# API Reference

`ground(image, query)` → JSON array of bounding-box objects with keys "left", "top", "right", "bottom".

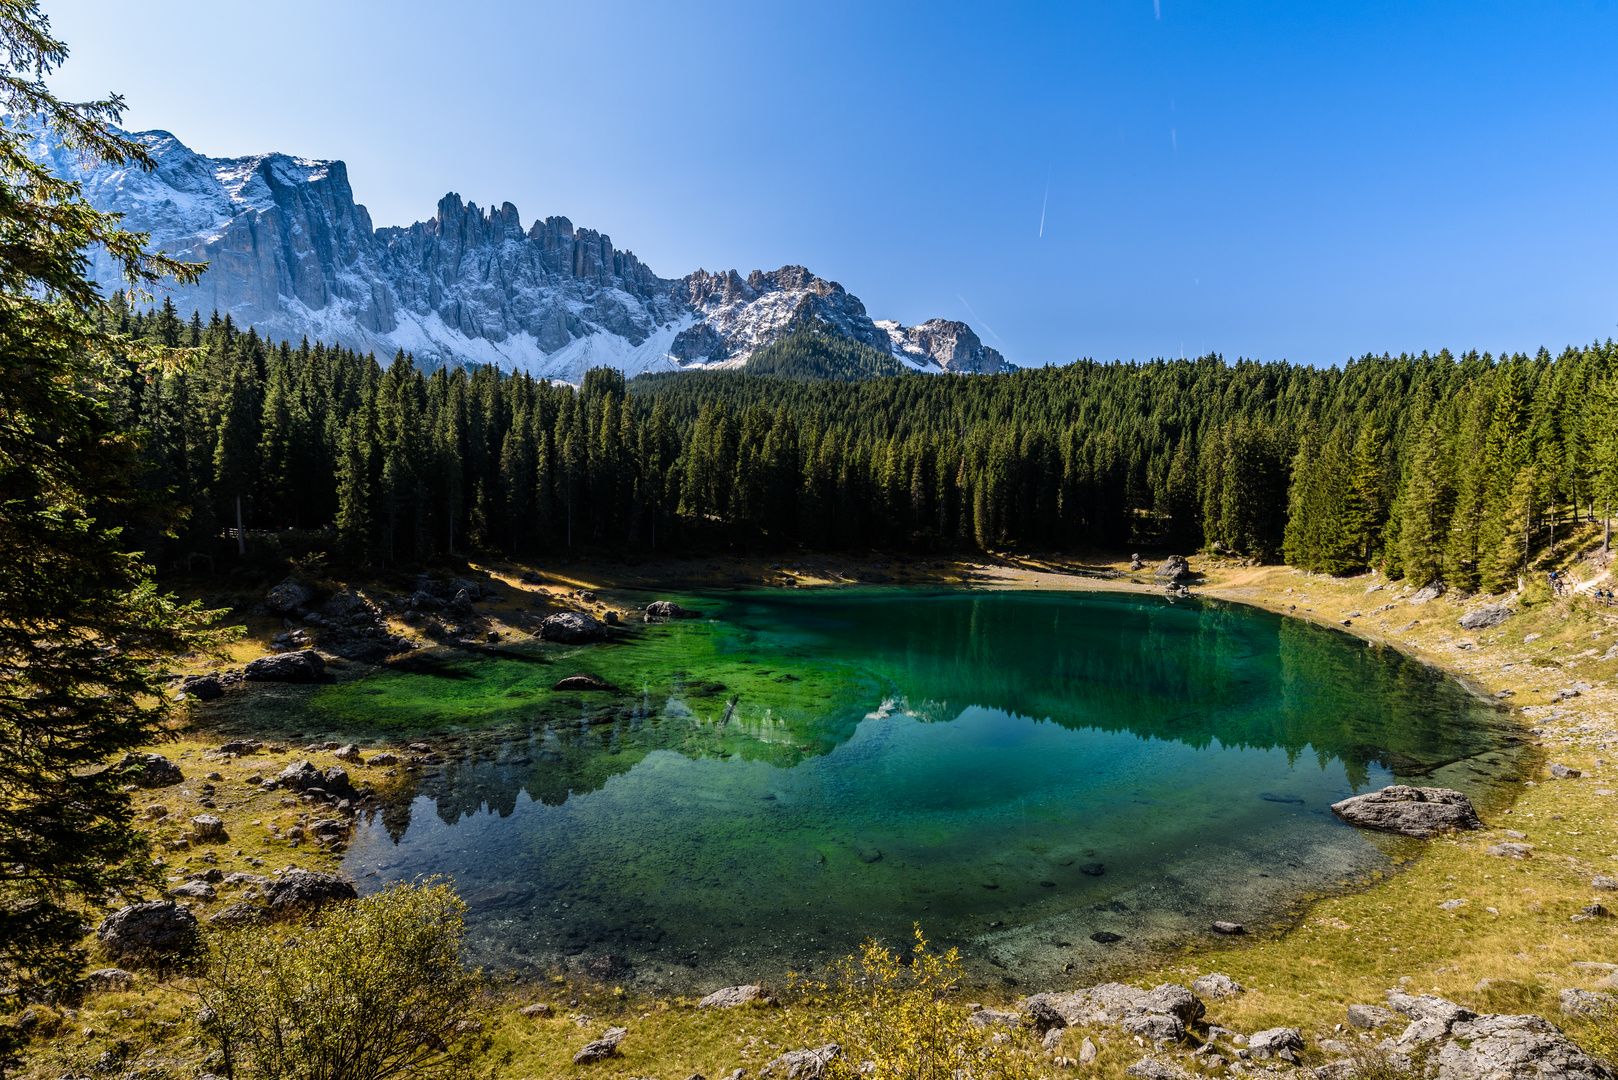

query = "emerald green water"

[{"left": 335, "top": 589, "right": 1527, "bottom": 989}]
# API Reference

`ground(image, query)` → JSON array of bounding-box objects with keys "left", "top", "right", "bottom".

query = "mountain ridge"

[{"left": 37, "top": 125, "right": 1009, "bottom": 381}]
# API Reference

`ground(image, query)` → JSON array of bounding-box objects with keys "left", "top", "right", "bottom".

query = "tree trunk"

[{"left": 235, "top": 495, "right": 245, "bottom": 555}]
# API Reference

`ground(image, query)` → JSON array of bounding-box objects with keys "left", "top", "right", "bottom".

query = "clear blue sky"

[{"left": 44, "top": 0, "right": 1618, "bottom": 368}]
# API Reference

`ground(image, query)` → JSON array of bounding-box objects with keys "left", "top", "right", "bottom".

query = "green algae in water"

[{"left": 339, "top": 590, "right": 1528, "bottom": 989}]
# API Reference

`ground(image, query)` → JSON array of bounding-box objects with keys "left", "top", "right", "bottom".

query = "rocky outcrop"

[
  {"left": 263, "top": 870, "right": 358, "bottom": 915},
  {"left": 96, "top": 901, "right": 198, "bottom": 964},
  {"left": 244, "top": 649, "right": 326, "bottom": 683},
  {"left": 265, "top": 577, "right": 314, "bottom": 614},
  {"left": 878, "top": 318, "right": 1007, "bottom": 374},
  {"left": 36, "top": 125, "right": 1008, "bottom": 381},
  {"left": 539, "top": 612, "right": 606, "bottom": 643},
  {"left": 1330, "top": 785, "right": 1484, "bottom": 838},
  {"left": 273, "top": 761, "right": 354, "bottom": 800},
  {"left": 112, "top": 752, "right": 184, "bottom": 788},
  {"left": 1459, "top": 601, "right": 1515, "bottom": 630}
]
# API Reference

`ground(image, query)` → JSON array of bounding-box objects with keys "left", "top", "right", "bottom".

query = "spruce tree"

[{"left": 0, "top": 0, "right": 230, "bottom": 1019}]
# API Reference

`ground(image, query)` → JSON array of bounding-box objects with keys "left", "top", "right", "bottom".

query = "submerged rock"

[
  {"left": 645, "top": 600, "right": 700, "bottom": 621},
  {"left": 1330, "top": 785, "right": 1483, "bottom": 838},
  {"left": 552, "top": 673, "right": 616, "bottom": 692}
]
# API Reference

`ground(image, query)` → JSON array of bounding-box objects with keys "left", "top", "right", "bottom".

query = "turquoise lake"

[{"left": 339, "top": 589, "right": 1527, "bottom": 988}]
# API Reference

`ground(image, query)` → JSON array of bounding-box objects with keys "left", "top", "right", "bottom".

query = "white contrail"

[
  {"left": 1154, "top": 0, "right": 1160, "bottom": 18},
  {"left": 957, "top": 294, "right": 1006, "bottom": 346},
  {"left": 1038, "top": 168, "right": 1050, "bottom": 238}
]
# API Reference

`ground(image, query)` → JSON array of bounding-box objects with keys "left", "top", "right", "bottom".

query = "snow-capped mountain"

[{"left": 36, "top": 125, "right": 1010, "bottom": 381}]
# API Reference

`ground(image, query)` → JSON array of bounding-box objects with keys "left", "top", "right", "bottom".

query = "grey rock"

[
  {"left": 698, "top": 984, "right": 772, "bottom": 1009},
  {"left": 1410, "top": 582, "right": 1446, "bottom": 604},
  {"left": 645, "top": 600, "right": 699, "bottom": 620},
  {"left": 1438, "top": 1013, "right": 1615, "bottom": 1080},
  {"left": 517, "top": 1002, "right": 552, "bottom": 1017},
  {"left": 1549, "top": 764, "right": 1581, "bottom": 779},
  {"left": 1593, "top": 877, "right": 1618, "bottom": 891},
  {"left": 85, "top": 968, "right": 137, "bottom": 992},
  {"left": 113, "top": 752, "right": 184, "bottom": 788},
  {"left": 539, "top": 611, "right": 606, "bottom": 643},
  {"left": 221, "top": 872, "right": 270, "bottom": 886},
  {"left": 969, "top": 1009, "right": 1022, "bottom": 1028},
  {"left": 1387, "top": 992, "right": 1475, "bottom": 1027},
  {"left": 1126, "top": 1057, "right": 1190, "bottom": 1080},
  {"left": 368, "top": 751, "right": 401, "bottom": 766},
  {"left": 1459, "top": 602, "right": 1514, "bottom": 630},
  {"left": 1330, "top": 785, "right": 1484, "bottom": 838},
  {"left": 96, "top": 901, "right": 198, "bottom": 963},
  {"left": 216, "top": 739, "right": 263, "bottom": 755},
  {"left": 1123, "top": 1013, "right": 1187, "bottom": 1043},
  {"left": 1488, "top": 843, "right": 1535, "bottom": 859},
  {"left": 333, "top": 744, "right": 363, "bottom": 764},
  {"left": 1560, "top": 989, "right": 1614, "bottom": 1017},
  {"left": 553, "top": 673, "right": 615, "bottom": 692},
  {"left": 1139, "top": 984, "right": 1206, "bottom": 1024},
  {"left": 448, "top": 589, "right": 476, "bottom": 617},
  {"left": 190, "top": 814, "right": 225, "bottom": 839},
  {"left": 1154, "top": 555, "right": 1192, "bottom": 581},
  {"left": 1025, "top": 998, "right": 1067, "bottom": 1033},
  {"left": 1248, "top": 1028, "right": 1304, "bottom": 1058},
  {"left": 181, "top": 674, "right": 224, "bottom": 701},
  {"left": 1212, "top": 921, "right": 1246, "bottom": 935},
  {"left": 1193, "top": 973, "right": 1245, "bottom": 1000},
  {"left": 265, "top": 578, "right": 313, "bottom": 614},
  {"left": 759, "top": 1043, "right": 840, "bottom": 1080},
  {"left": 573, "top": 1026, "right": 628, "bottom": 1065},
  {"left": 244, "top": 648, "right": 325, "bottom": 683},
  {"left": 1021, "top": 982, "right": 1151, "bottom": 1026},
  {"left": 1347, "top": 1004, "right": 1399, "bottom": 1029},
  {"left": 263, "top": 869, "right": 358, "bottom": 915},
  {"left": 167, "top": 880, "right": 217, "bottom": 900}
]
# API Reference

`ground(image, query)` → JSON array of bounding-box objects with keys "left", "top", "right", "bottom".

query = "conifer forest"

[{"left": 109, "top": 294, "right": 1618, "bottom": 591}]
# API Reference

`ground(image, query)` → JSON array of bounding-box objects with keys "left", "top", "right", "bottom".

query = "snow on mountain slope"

[{"left": 39, "top": 125, "right": 1011, "bottom": 380}]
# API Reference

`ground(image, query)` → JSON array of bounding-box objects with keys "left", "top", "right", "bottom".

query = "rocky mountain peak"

[{"left": 37, "top": 123, "right": 1013, "bottom": 380}]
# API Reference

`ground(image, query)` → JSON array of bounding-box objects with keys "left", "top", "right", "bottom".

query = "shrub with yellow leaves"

[{"left": 793, "top": 924, "right": 1042, "bottom": 1080}]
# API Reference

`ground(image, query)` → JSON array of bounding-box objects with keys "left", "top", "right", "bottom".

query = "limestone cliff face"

[
  {"left": 878, "top": 318, "right": 1006, "bottom": 374},
  {"left": 41, "top": 125, "right": 1013, "bottom": 380}
]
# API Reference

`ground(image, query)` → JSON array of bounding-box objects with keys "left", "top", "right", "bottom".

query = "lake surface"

[{"left": 334, "top": 588, "right": 1527, "bottom": 989}]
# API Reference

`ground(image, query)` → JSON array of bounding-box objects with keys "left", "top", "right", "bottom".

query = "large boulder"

[
  {"left": 274, "top": 760, "right": 355, "bottom": 797},
  {"left": 1249, "top": 1028, "right": 1304, "bottom": 1059},
  {"left": 573, "top": 1027, "right": 627, "bottom": 1065},
  {"left": 96, "top": 901, "right": 198, "bottom": 963},
  {"left": 539, "top": 611, "right": 606, "bottom": 643},
  {"left": 1330, "top": 785, "right": 1484, "bottom": 838},
  {"left": 645, "top": 600, "right": 699, "bottom": 621},
  {"left": 265, "top": 577, "right": 314, "bottom": 614},
  {"left": 112, "top": 752, "right": 184, "bottom": 788},
  {"left": 180, "top": 674, "right": 223, "bottom": 701},
  {"left": 1410, "top": 581, "right": 1446, "bottom": 604},
  {"left": 1192, "top": 973, "right": 1244, "bottom": 1000},
  {"left": 244, "top": 649, "right": 325, "bottom": 683},
  {"left": 1020, "top": 983, "right": 1204, "bottom": 1029},
  {"left": 760, "top": 1044, "right": 841, "bottom": 1080},
  {"left": 263, "top": 870, "right": 357, "bottom": 916},
  {"left": 1459, "top": 602, "right": 1515, "bottom": 631},
  {"left": 1154, "top": 556, "right": 1192, "bottom": 582},
  {"left": 1436, "top": 1013, "right": 1615, "bottom": 1080}
]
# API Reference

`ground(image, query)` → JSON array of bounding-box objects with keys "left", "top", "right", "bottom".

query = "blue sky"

[{"left": 45, "top": 0, "right": 1618, "bottom": 367}]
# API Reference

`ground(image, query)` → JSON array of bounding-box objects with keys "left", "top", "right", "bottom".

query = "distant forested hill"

[{"left": 105, "top": 293, "right": 1618, "bottom": 589}]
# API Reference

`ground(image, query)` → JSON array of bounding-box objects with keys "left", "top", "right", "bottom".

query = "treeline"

[{"left": 106, "top": 293, "right": 1618, "bottom": 590}]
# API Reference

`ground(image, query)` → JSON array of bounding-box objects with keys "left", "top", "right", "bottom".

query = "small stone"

[
  {"left": 167, "top": 880, "right": 216, "bottom": 900},
  {"left": 1091, "top": 931, "right": 1125, "bottom": 944},
  {"left": 85, "top": 968, "right": 137, "bottom": 992},
  {"left": 698, "top": 984, "right": 773, "bottom": 1009},
  {"left": 1248, "top": 1028, "right": 1304, "bottom": 1059},
  {"left": 1487, "top": 842, "right": 1534, "bottom": 859},
  {"left": 1080, "top": 1037, "right": 1099, "bottom": 1064},
  {"left": 573, "top": 1026, "right": 628, "bottom": 1065},
  {"left": 1346, "top": 1004, "right": 1398, "bottom": 1029},
  {"left": 1212, "top": 921, "right": 1245, "bottom": 935},
  {"left": 760, "top": 1043, "right": 840, "bottom": 1080},
  {"left": 1193, "top": 973, "right": 1244, "bottom": 999},
  {"left": 518, "top": 1002, "right": 552, "bottom": 1017},
  {"left": 1549, "top": 763, "right": 1581, "bottom": 779},
  {"left": 190, "top": 814, "right": 225, "bottom": 840}
]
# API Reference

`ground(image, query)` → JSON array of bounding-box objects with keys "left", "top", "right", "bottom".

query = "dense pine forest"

[{"left": 106, "top": 293, "right": 1618, "bottom": 591}]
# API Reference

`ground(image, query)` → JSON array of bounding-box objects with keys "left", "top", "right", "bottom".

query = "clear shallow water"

[{"left": 338, "top": 589, "right": 1527, "bottom": 989}]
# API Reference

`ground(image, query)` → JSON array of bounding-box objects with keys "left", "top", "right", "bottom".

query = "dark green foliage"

[
  {"left": 744, "top": 329, "right": 908, "bottom": 381},
  {"left": 110, "top": 303, "right": 1618, "bottom": 572},
  {"left": 0, "top": 0, "right": 233, "bottom": 1028}
]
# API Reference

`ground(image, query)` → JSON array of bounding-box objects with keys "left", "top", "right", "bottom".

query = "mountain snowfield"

[{"left": 38, "top": 126, "right": 1009, "bottom": 382}]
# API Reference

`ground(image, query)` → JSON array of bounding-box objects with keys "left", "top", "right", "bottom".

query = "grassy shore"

[{"left": 12, "top": 543, "right": 1618, "bottom": 1079}]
